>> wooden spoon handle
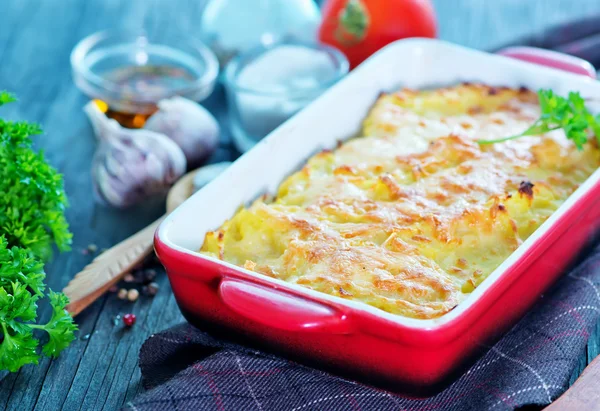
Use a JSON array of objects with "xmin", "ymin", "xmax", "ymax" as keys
[
  {"xmin": 63, "ymin": 216, "xmax": 165, "ymax": 316},
  {"xmin": 544, "ymin": 355, "xmax": 600, "ymax": 410}
]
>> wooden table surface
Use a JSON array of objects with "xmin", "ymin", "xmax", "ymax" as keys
[{"xmin": 1, "ymin": 0, "xmax": 600, "ymax": 410}]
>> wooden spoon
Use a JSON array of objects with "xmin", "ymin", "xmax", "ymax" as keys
[
  {"xmin": 63, "ymin": 170, "xmax": 198, "ymax": 316},
  {"xmin": 544, "ymin": 355, "xmax": 600, "ymax": 410}
]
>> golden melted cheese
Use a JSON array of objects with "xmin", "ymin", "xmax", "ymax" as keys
[{"xmin": 200, "ymin": 84, "xmax": 600, "ymax": 319}]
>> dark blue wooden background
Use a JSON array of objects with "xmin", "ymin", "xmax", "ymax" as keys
[{"xmin": 1, "ymin": 0, "xmax": 600, "ymax": 409}]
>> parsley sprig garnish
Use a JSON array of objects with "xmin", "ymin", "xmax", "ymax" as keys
[
  {"xmin": 0, "ymin": 91, "xmax": 76, "ymax": 372},
  {"xmin": 477, "ymin": 89, "xmax": 600, "ymax": 149}
]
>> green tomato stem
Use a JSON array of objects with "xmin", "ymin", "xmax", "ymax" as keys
[{"xmin": 335, "ymin": 0, "xmax": 370, "ymax": 45}]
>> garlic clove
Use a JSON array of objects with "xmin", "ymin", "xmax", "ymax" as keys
[
  {"xmin": 85, "ymin": 101, "xmax": 187, "ymax": 208},
  {"xmin": 144, "ymin": 96, "xmax": 219, "ymax": 168},
  {"xmin": 85, "ymin": 101, "xmax": 124, "ymax": 142}
]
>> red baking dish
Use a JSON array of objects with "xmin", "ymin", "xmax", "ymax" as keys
[{"xmin": 155, "ymin": 39, "xmax": 600, "ymax": 394}]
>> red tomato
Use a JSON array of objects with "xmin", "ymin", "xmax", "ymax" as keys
[{"xmin": 318, "ymin": 0, "xmax": 437, "ymax": 69}]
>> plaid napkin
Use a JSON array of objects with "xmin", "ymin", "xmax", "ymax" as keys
[{"xmin": 124, "ymin": 243, "xmax": 600, "ymax": 411}]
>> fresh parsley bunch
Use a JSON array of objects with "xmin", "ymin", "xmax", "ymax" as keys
[
  {"xmin": 478, "ymin": 89, "xmax": 600, "ymax": 149},
  {"xmin": 0, "ymin": 91, "xmax": 76, "ymax": 372}
]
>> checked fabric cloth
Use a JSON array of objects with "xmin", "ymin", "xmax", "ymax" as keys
[{"xmin": 125, "ymin": 243, "xmax": 600, "ymax": 411}]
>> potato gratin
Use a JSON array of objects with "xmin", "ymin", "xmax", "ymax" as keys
[{"xmin": 201, "ymin": 84, "xmax": 600, "ymax": 319}]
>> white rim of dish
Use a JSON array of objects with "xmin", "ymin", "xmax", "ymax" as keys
[{"xmin": 158, "ymin": 38, "xmax": 600, "ymax": 332}]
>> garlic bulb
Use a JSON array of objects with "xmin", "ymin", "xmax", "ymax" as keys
[
  {"xmin": 143, "ymin": 96, "xmax": 219, "ymax": 168},
  {"xmin": 85, "ymin": 102, "xmax": 187, "ymax": 208}
]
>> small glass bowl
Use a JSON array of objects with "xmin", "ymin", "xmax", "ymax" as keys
[
  {"xmin": 71, "ymin": 30, "xmax": 219, "ymax": 114},
  {"xmin": 224, "ymin": 41, "xmax": 349, "ymax": 152}
]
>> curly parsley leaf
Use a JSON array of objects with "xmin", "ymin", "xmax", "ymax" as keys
[
  {"xmin": 0, "ymin": 91, "xmax": 76, "ymax": 372},
  {"xmin": 0, "ymin": 323, "xmax": 39, "ymax": 372},
  {"xmin": 0, "ymin": 114, "xmax": 72, "ymax": 259},
  {"xmin": 35, "ymin": 291, "xmax": 77, "ymax": 357},
  {"xmin": 477, "ymin": 89, "xmax": 600, "ymax": 149}
]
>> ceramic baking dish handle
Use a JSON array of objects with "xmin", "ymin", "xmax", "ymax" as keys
[
  {"xmin": 497, "ymin": 46, "xmax": 596, "ymax": 78},
  {"xmin": 219, "ymin": 278, "xmax": 353, "ymax": 334}
]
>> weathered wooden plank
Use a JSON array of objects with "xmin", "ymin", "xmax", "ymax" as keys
[
  {"xmin": 0, "ymin": 372, "xmax": 19, "ymax": 411},
  {"xmin": 59, "ymin": 269, "xmax": 182, "ymax": 411},
  {"xmin": 587, "ymin": 317, "xmax": 600, "ymax": 364},
  {"xmin": 99, "ymin": 290, "xmax": 183, "ymax": 410},
  {"xmin": 569, "ymin": 349, "xmax": 589, "ymax": 387}
]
